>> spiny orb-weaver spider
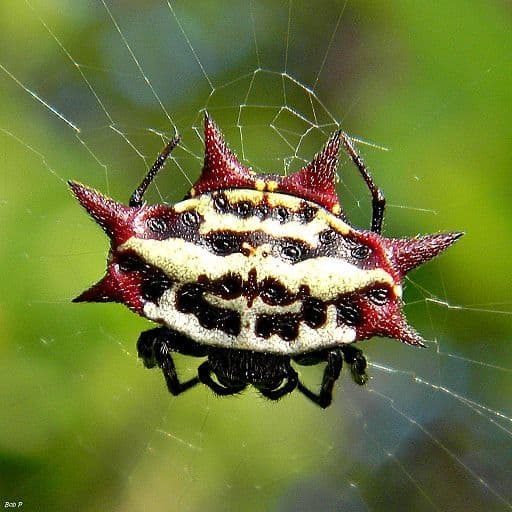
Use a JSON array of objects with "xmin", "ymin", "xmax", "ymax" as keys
[{"xmin": 70, "ymin": 114, "xmax": 462, "ymax": 408}]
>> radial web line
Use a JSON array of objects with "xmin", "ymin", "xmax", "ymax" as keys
[
  {"xmin": 284, "ymin": 0, "xmax": 293, "ymax": 73},
  {"xmin": 20, "ymin": 0, "xmax": 184, "ymax": 194},
  {"xmin": 24, "ymin": 0, "xmax": 114, "ymax": 125},
  {"xmin": 100, "ymin": 0, "xmax": 177, "ymax": 129},
  {"xmin": 414, "ymin": 378, "xmax": 512, "ymax": 432},
  {"xmin": 313, "ymin": 0, "xmax": 348, "ymax": 90},
  {"xmin": 370, "ymin": 362, "xmax": 512, "ymax": 435},
  {"xmin": 0, "ymin": 128, "xmax": 66, "ymax": 183},
  {"xmin": 364, "ymin": 430, "xmax": 442, "ymax": 511},
  {"xmin": 0, "ymin": 63, "xmax": 79, "ymax": 133},
  {"xmin": 369, "ymin": 388, "xmax": 512, "ymax": 509},
  {"xmin": 166, "ymin": 1, "xmax": 215, "ymax": 91},
  {"xmin": 249, "ymin": 0, "xmax": 261, "ymax": 67}
]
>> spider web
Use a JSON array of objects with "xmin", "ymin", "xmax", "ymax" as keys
[{"xmin": 1, "ymin": 1, "xmax": 511, "ymax": 511}]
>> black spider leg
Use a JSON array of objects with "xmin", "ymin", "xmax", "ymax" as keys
[
  {"xmin": 258, "ymin": 367, "xmax": 299, "ymax": 401},
  {"xmin": 294, "ymin": 349, "xmax": 344, "ymax": 409},
  {"xmin": 340, "ymin": 132, "xmax": 386, "ymax": 234},
  {"xmin": 129, "ymin": 135, "xmax": 181, "ymax": 207},
  {"xmin": 137, "ymin": 327, "xmax": 206, "ymax": 396},
  {"xmin": 197, "ymin": 362, "xmax": 247, "ymax": 396},
  {"xmin": 341, "ymin": 344, "xmax": 369, "ymax": 385}
]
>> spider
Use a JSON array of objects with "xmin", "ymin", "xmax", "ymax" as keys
[{"xmin": 70, "ymin": 114, "xmax": 461, "ymax": 407}]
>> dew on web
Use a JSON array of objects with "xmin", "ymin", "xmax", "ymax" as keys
[{"xmin": 1, "ymin": 1, "xmax": 511, "ymax": 510}]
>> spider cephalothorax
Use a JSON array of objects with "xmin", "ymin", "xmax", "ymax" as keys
[{"xmin": 70, "ymin": 114, "xmax": 462, "ymax": 407}]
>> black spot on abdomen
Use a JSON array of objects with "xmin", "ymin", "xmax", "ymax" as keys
[
  {"xmin": 176, "ymin": 283, "xmax": 203, "ymax": 313},
  {"xmin": 117, "ymin": 251, "xmax": 173, "ymax": 304},
  {"xmin": 259, "ymin": 278, "xmax": 296, "ymax": 306},
  {"xmin": 176, "ymin": 282, "xmax": 241, "ymax": 336},
  {"xmin": 208, "ymin": 274, "xmax": 243, "ymax": 300},
  {"xmin": 255, "ymin": 313, "xmax": 300, "ymax": 342},
  {"xmin": 302, "ymin": 298, "xmax": 327, "ymax": 328},
  {"xmin": 335, "ymin": 298, "xmax": 362, "ymax": 326},
  {"xmin": 141, "ymin": 271, "xmax": 172, "ymax": 303}
]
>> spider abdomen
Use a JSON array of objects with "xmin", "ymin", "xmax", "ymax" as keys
[{"xmin": 117, "ymin": 189, "xmax": 395, "ymax": 354}]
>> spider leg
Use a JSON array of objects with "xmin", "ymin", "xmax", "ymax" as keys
[
  {"xmin": 137, "ymin": 326, "xmax": 207, "ymax": 366},
  {"xmin": 136, "ymin": 327, "xmax": 205, "ymax": 396},
  {"xmin": 340, "ymin": 132, "xmax": 386, "ymax": 234},
  {"xmin": 198, "ymin": 361, "xmax": 247, "ymax": 396},
  {"xmin": 258, "ymin": 367, "xmax": 299, "ymax": 401},
  {"xmin": 129, "ymin": 135, "xmax": 180, "ymax": 207},
  {"xmin": 295, "ymin": 349, "xmax": 344, "ymax": 408},
  {"xmin": 341, "ymin": 344, "xmax": 369, "ymax": 385},
  {"xmin": 155, "ymin": 347, "xmax": 200, "ymax": 396}
]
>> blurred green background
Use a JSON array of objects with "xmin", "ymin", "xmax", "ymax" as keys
[{"xmin": 1, "ymin": 1, "xmax": 511, "ymax": 511}]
